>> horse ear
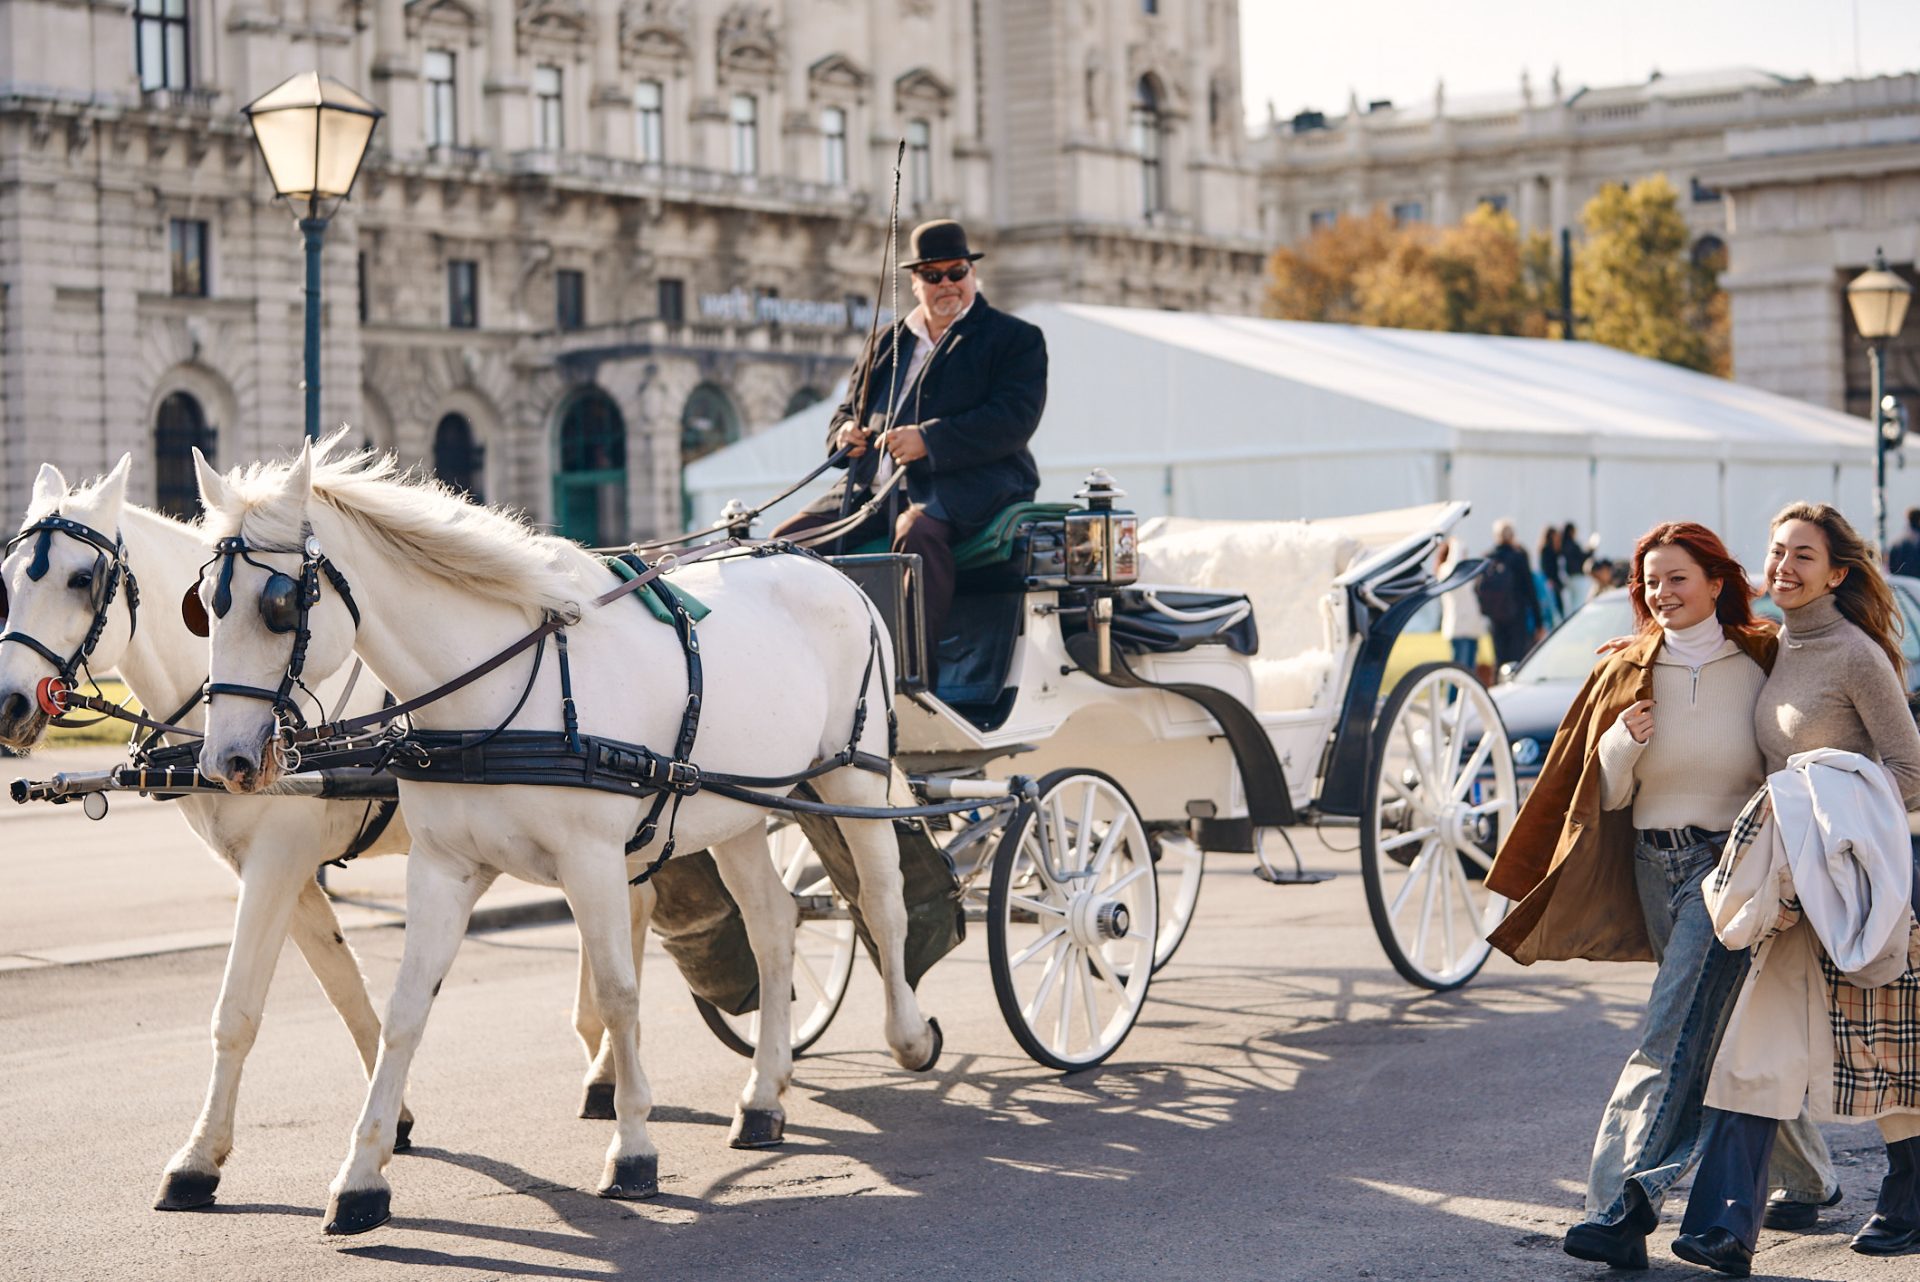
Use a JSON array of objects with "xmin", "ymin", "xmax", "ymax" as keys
[
  {"xmin": 181, "ymin": 584, "xmax": 209, "ymax": 637},
  {"xmin": 30, "ymin": 462, "xmax": 68, "ymax": 509},
  {"xmin": 191, "ymin": 448, "xmax": 227, "ymax": 511},
  {"xmin": 289, "ymin": 439, "xmax": 315, "ymax": 502},
  {"xmin": 96, "ymin": 454, "xmax": 132, "ymax": 525}
]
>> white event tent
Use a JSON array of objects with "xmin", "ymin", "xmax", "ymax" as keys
[{"xmin": 683, "ymin": 304, "xmax": 1898, "ymax": 567}]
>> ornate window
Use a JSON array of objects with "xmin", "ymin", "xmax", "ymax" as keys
[
  {"xmin": 154, "ymin": 392, "xmax": 214, "ymax": 520},
  {"xmin": 554, "ymin": 389, "xmax": 627, "ymax": 545},
  {"xmin": 556, "ymin": 268, "xmax": 585, "ymax": 330},
  {"xmin": 1131, "ymin": 78, "xmax": 1164, "ymax": 217},
  {"xmin": 730, "ymin": 94, "xmax": 758, "ymax": 175},
  {"xmin": 634, "ymin": 80, "xmax": 664, "ymax": 163},
  {"xmin": 169, "ymin": 219, "xmax": 208, "ymax": 296},
  {"xmin": 424, "ymin": 50, "xmax": 458, "ymax": 147},
  {"xmin": 448, "ymin": 260, "xmax": 478, "ymax": 328},
  {"xmin": 134, "ymin": 0, "xmax": 190, "ymax": 91},
  {"xmin": 907, "ymin": 118, "xmax": 931, "ymax": 204},
  {"xmin": 534, "ymin": 65, "xmax": 564, "ymax": 150},
  {"xmin": 821, "ymin": 106, "xmax": 848, "ymax": 187},
  {"xmin": 432, "ymin": 413, "xmax": 484, "ymax": 500}
]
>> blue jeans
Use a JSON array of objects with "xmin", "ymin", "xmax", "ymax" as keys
[
  {"xmin": 1584, "ymin": 833, "xmax": 1836, "ymax": 1226},
  {"xmin": 1449, "ymin": 637, "xmax": 1479, "ymax": 670}
]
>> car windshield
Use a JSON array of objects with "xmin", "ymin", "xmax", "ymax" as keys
[{"xmin": 1510, "ymin": 592, "xmax": 1636, "ymax": 684}]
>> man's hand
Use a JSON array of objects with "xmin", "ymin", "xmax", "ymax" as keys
[
  {"xmin": 886, "ymin": 426, "xmax": 928, "ymax": 464},
  {"xmin": 834, "ymin": 422, "xmax": 873, "ymax": 458}
]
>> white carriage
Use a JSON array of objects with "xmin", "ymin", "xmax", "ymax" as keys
[{"xmin": 697, "ymin": 476, "xmax": 1520, "ymax": 1071}]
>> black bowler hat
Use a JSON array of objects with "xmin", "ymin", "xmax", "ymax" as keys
[{"xmin": 901, "ymin": 219, "xmax": 984, "ymax": 269}]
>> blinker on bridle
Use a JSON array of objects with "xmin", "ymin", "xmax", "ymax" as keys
[
  {"xmin": 0, "ymin": 514, "xmax": 141, "ymax": 715},
  {"xmin": 193, "ymin": 527, "xmax": 360, "ymax": 733}
]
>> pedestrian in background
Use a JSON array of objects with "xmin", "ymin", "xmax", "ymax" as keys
[
  {"xmin": 1438, "ymin": 538, "xmax": 1485, "ymax": 675},
  {"xmin": 1539, "ymin": 525, "xmax": 1566, "ymax": 627},
  {"xmin": 1483, "ymin": 521, "xmax": 1836, "ymax": 1272},
  {"xmin": 1888, "ymin": 507, "xmax": 1920, "ymax": 578},
  {"xmin": 1480, "ymin": 519, "xmax": 1540, "ymax": 670},
  {"xmin": 1588, "ymin": 559, "xmax": 1619, "ymax": 599},
  {"xmin": 1563, "ymin": 521, "xmax": 1592, "ymax": 604}
]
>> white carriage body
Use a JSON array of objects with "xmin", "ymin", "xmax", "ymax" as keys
[{"xmin": 895, "ymin": 501, "xmax": 1472, "ymax": 826}]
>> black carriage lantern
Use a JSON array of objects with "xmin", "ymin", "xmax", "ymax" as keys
[{"xmin": 1065, "ymin": 469, "xmax": 1139, "ymax": 586}]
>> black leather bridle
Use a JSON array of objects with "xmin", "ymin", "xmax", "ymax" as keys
[
  {"xmin": 194, "ymin": 527, "xmax": 360, "ymax": 734},
  {"xmin": 0, "ymin": 514, "xmax": 141, "ymax": 709}
]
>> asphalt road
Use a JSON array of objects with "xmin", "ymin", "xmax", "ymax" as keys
[{"xmin": 1, "ymin": 795, "xmax": 1913, "ymax": 1281}]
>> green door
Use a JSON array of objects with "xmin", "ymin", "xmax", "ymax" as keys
[{"xmin": 554, "ymin": 388, "xmax": 627, "ymax": 546}]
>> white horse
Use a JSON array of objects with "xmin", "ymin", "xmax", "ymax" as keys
[
  {"xmin": 190, "ymin": 439, "xmax": 938, "ymax": 1234},
  {"xmin": 0, "ymin": 457, "xmax": 418, "ymax": 1211}
]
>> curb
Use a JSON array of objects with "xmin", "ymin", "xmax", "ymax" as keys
[{"xmin": 0, "ymin": 893, "xmax": 574, "ymax": 973}]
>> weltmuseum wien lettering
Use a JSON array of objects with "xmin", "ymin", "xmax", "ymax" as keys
[{"xmin": 697, "ymin": 288, "xmax": 885, "ymax": 330}]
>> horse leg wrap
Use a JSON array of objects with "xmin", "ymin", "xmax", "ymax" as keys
[
  {"xmin": 153, "ymin": 1168, "xmax": 220, "ymax": 1212},
  {"xmin": 597, "ymin": 1152, "xmax": 659, "ymax": 1201},
  {"xmin": 323, "ymin": 1186, "xmax": 392, "ymax": 1236},
  {"xmin": 728, "ymin": 1107, "xmax": 786, "ymax": 1150}
]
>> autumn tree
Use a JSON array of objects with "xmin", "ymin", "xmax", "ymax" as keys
[
  {"xmin": 1572, "ymin": 175, "xmax": 1729, "ymax": 375},
  {"xmin": 1265, "ymin": 205, "xmax": 1552, "ymax": 337}
]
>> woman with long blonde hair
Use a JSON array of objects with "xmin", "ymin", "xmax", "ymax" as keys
[{"xmin": 1674, "ymin": 502, "xmax": 1920, "ymax": 1275}]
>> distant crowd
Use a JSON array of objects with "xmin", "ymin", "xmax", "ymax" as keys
[{"xmin": 1439, "ymin": 520, "xmax": 1620, "ymax": 670}]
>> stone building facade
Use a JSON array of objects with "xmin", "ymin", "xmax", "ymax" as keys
[{"xmin": 0, "ymin": 0, "xmax": 1262, "ymax": 541}]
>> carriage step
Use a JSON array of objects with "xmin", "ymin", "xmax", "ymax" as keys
[{"xmin": 1251, "ymin": 826, "xmax": 1334, "ymax": 885}]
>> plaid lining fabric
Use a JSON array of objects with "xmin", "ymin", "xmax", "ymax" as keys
[
  {"xmin": 1715, "ymin": 791, "xmax": 1803, "ymax": 945},
  {"xmin": 1820, "ymin": 924, "xmax": 1920, "ymax": 1117}
]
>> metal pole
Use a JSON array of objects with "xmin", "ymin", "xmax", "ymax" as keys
[
  {"xmin": 300, "ymin": 216, "xmax": 327, "ymax": 441},
  {"xmin": 1872, "ymin": 340, "xmax": 1888, "ymax": 554},
  {"xmin": 1560, "ymin": 227, "xmax": 1575, "ymax": 341}
]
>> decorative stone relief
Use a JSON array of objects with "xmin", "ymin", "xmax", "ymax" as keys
[
  {"xmin": 404, "ymin": 0, "xmax": 483, "ymax": 39},
  {"xmin": 809, "ymin": 52, "xmax": 870, "ymax": 99},
  {"xmin": 516, "ymin": 0, "xmax": 592, "ymax": 49},
  {"xmin": 620, "ymin": 0, "xmax": 691, "ymax": 63},
  {"xmin": 894, "ymin": 66, "xmax": 952, "ymax": 117},
  {"xmin": 716, "ymin": 3, "xmax": 781, "ymax": 80}
]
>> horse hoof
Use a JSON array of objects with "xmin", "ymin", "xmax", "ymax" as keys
[
  {"xmin": 909, "ymin": 1017, "xmax": 944, "ymax": 1073},
  {"xmin": 597, "ymin": 1153, "xmax": 659, "ymax": 1201},
  {"xmin": 393, "ymin": 1115, "xmax": 414, "ymax": 1153},
  {"xmin": 728, "ymin": 1107, "xmax": 786, "ymax": 1150},
  {"xmin": 323, "ymin": 1187, "xmax": 392, "ymax": 1236},
  {"xmin": 154, "ymin": 1169, "xmax": 219, "ymax": 1211},
  {"xmin": 579, "ymin": 1082, "xmax": 616, "ymax": 1120}
]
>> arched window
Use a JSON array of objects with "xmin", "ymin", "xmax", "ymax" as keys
[
  {"xmin": 553, "ymin": 388, "xmax": 627, "ymax": 546},
  {"xmin": 784, "ymin": 386, "xmax": 825, "ymax": 418},
  {"xmin": 432, "ymin": 413, "xmax": 484, "ymax": 501},
  {"xmin": 154, "ymin": 391, "xmax": 214, "ymax": 519},
  {"xmin": 1692, "ymin": 234, "xmax": 1728, "ymax": 273},
  {"xmin": 1131, "ymin": 77, "xmax": 1165, "ymax": 218},
  {"xmin": 681, "ymin": 383, "xmax": 740, "ymax": 528}
]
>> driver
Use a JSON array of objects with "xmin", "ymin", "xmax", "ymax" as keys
[{"xmin": 773, "ymin": 219, "xmax": 1048, "ymax": 665}]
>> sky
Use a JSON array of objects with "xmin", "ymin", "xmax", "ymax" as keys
[{"xmin": 1239, "ymin": 0, "xmax": 1920, "ymax": 128}]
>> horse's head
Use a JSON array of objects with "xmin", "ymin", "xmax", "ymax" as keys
[
  {"xmin": 194, "ymin": 442, "xmax": 360, "ymax": 793},
  {"xmin": 0, "ymin": 455, "xmax": 135, "ymax": 749}
]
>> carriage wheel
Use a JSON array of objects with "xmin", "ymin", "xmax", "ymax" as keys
[
  {"xmin": 988, "ymin": 769, "xmax": 1158, "ymax": 1071},
  {"xmin": 1149, "ymin": 833, "xmax": 1204, "ymax": 972},
  {"xmin": 1360, "ymin": 662, "xmax": 1516, "ymax": 991},
  {"xmin": 694, "ymin": 817, "xmax": 858, "ymax": 1058}
]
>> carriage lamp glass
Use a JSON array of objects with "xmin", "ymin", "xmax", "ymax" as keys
[
  {"xmin": 242, "ymin": 72, "xmax": 383, "ymax": 211},
  {"xmin": 1066, "ymin": 468, "xmax": 1139, "ymax": 586}
]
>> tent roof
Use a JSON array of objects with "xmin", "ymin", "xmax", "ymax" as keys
[{"xmin": 684, "ymin": 304, "xmax": 1871, "ymax": 498}]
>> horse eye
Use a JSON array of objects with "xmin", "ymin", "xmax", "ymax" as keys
[{"xmin": 67, "ymin": 570, "xmax": 94, "ymax": 591}]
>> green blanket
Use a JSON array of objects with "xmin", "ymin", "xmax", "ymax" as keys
[{"xmin": 602, "ymin": 556, "xmax": 710, "ymax": 626}]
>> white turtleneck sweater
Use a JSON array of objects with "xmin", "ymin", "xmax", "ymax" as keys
[{"xmin": 1597, "ymin": 618, "xmax": 1770, "ymax": 831}]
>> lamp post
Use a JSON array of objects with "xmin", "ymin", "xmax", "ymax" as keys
[
  {"xmin": 1847, "ymin": 249, "xmax": 1914, "ymax": 553},
  {"xmin": 242, "ymin": 73, "xmax": 383, "ymax": 440}
]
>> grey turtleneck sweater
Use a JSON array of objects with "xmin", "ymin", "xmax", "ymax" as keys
[{"xmin": 1756, "ymin": 593, "xmax": 1920, "ymax": 806}]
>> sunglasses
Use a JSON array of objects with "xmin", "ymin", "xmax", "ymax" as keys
[{"xmin": 911, "ymin": 264, "xmax": 972, "ymax": 285}]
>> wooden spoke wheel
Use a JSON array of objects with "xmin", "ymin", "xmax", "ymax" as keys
[
  {"xmin": 1360, "ymin": 662, "xmax": 1516, "ymax": 991},
  {"xmin": 988, "ymin": 769, "xmax": 1158, "ymax": 1071},
  {"xmin": 694, "ymin": 818, "xmax": 858, "ymax": 1057}
]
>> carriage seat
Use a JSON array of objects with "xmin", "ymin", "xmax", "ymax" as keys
[
  {"xmin": 1109, "ymin": 588, "xmax": 1258, "ymax": 656},
  {"xmin": 1136, "ymin": 517, "xmax": 1363, "ymax": 713},
  {"xmin": 844, "ymin": 501, "xmax": 1076, "ymax": 578}
]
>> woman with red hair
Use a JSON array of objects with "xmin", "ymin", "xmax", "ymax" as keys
[{"xmin": 1486, "ymin": 521, "xmax": 1836, "ymax": 1271}]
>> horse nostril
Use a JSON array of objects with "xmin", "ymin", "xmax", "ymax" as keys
[
  {"xmin": 225, "ymin": 756, "xmax": 255, "ymax": 784},
  {"xmin": 0, "ymin": 692, "xmax": 28, "ymax": 725}
]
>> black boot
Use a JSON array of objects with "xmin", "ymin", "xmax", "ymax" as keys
[
  {"xmin": 1854, "ymin": 1136, "xmax": 1920, "ymax": 1255},
  {"xmin": 1563, "ymin": 1219, "xmax": 1649, "ymax": 1270}
]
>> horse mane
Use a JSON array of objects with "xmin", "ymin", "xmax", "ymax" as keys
[{"xmin": 202, "ymin": 429, "xmax": 597, "ymax": 617}]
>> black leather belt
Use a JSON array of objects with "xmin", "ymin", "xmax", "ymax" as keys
[{"xmin": 1639, "ymin": 825, "xmax": 1727, "ymax": 851}]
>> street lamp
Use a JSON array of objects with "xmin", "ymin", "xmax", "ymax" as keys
[
  {"xmin": 242, "ymin": 72, "xmax": 383, "ymax": 440},
  {"xmin": 1846, "ymin": 249, "xmax": 1914, "ymax": 553}
]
